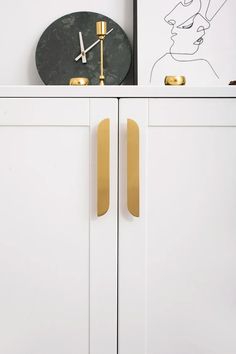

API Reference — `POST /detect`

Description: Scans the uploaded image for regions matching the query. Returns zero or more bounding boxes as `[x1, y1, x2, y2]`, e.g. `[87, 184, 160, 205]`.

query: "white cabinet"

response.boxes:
[0, 98, 118, 354]
[119, 98, 236, 354]
[1, 89, 236, 354]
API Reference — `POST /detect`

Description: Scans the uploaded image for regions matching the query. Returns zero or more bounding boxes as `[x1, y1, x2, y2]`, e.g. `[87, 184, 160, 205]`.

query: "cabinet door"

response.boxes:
[0, 98, 117, 354]
[119, 98, 236, 354]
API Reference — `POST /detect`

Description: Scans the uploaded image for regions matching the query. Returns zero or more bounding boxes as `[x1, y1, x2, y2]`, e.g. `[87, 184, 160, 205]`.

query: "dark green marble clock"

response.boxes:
[35, 11, 132, 85]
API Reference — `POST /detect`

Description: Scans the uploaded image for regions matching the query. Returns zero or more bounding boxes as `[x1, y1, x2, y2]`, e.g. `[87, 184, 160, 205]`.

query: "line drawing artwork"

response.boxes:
[150, 0, 228, 84]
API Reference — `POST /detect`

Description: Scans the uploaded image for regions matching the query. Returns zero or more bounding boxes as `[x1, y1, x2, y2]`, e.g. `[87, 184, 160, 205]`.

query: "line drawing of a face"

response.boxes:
[150, 0, 228, 83]
[164, 0, 226, 55]
[165, 0, 210, 54]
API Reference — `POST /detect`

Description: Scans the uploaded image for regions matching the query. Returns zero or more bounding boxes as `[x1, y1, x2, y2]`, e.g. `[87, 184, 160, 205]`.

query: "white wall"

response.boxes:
[0, 0, 133, 85]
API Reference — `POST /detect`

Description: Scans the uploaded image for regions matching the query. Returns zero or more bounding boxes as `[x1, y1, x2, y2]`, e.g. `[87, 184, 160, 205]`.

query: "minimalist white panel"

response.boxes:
[1, 86, 236, 99]
[0, 0, 133, 85]
[149, 98, 236, 126]
[0, 126, 90, 354]
[0, 97, 118, 354]
[0, 98, 89, 125]
[119, 98, 236, 354]
[147, 126, 236, 354]
[119, 99, 148, 354]
[90, 98, 118, 354]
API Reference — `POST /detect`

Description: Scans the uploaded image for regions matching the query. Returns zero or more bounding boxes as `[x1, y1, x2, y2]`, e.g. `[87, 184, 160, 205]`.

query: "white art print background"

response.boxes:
[137, 0, 236, 86]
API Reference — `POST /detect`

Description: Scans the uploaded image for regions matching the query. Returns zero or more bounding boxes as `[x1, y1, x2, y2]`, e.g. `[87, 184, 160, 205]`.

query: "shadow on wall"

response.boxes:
[28, 43, 43, 85]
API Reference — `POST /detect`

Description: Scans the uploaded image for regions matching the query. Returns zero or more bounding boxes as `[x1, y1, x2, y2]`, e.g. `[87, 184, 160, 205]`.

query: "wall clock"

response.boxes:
[36, 11, 132, 85]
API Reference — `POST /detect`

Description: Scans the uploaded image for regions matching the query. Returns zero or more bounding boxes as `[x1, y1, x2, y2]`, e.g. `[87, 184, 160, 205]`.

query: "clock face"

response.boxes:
[35, 11, 132, 85]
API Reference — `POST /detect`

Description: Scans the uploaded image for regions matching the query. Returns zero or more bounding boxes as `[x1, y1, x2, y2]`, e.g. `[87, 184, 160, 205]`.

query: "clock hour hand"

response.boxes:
[75, 28, 114, 62]
[79, 32, 87, 64]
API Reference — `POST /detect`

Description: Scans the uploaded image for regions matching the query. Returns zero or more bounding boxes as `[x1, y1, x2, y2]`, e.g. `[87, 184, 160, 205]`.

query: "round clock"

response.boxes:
[35, 11, 132, 85]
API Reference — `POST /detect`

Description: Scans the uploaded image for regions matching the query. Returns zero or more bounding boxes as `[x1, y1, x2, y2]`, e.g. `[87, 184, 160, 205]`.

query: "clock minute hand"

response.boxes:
[75, 28, 114, 62]
[79, 31, 87, 64]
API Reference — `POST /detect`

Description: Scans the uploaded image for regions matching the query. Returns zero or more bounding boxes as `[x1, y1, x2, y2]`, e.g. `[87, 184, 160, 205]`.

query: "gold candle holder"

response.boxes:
[69, 77, 89, 86]
[96, 21, 107, 86]
[164, 76, 186, 86]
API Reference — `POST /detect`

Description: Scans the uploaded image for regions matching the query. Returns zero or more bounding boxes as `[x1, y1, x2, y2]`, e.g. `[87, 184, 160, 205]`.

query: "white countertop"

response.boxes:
[0, 85, 236, 98]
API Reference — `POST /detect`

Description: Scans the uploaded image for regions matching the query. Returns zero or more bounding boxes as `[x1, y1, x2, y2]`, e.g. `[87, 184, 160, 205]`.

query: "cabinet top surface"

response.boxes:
[0, 86, 236, 98]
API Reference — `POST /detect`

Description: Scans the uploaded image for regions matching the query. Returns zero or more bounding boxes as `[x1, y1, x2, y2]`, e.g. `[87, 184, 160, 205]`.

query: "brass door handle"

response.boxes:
[127, 119, 140, 217]
[97, 119, 110, 217]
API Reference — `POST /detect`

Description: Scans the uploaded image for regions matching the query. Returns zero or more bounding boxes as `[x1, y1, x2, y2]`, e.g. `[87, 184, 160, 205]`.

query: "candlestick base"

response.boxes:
[99, 75, 105, 86]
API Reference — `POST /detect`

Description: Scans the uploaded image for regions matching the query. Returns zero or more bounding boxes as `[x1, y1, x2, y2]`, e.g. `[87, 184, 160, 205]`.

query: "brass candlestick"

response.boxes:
[96, 21, 107, 86]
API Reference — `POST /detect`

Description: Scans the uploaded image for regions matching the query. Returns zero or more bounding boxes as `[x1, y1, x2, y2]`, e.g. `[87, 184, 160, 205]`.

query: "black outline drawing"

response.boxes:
[150, 0, 228, 83]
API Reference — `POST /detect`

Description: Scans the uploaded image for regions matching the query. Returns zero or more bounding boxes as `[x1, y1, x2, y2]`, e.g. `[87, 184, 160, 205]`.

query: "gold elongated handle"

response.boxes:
[97, 119, 110, 217]
[127, 119, 140, 217]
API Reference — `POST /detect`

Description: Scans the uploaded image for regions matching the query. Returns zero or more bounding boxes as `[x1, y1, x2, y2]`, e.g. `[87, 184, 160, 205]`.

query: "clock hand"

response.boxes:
[74, 28, 114, 62]
[79, 31, 87, 64]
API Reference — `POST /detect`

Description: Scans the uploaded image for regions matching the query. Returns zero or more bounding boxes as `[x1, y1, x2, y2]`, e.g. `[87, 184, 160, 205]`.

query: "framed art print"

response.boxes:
[134, 0, 236, 86]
